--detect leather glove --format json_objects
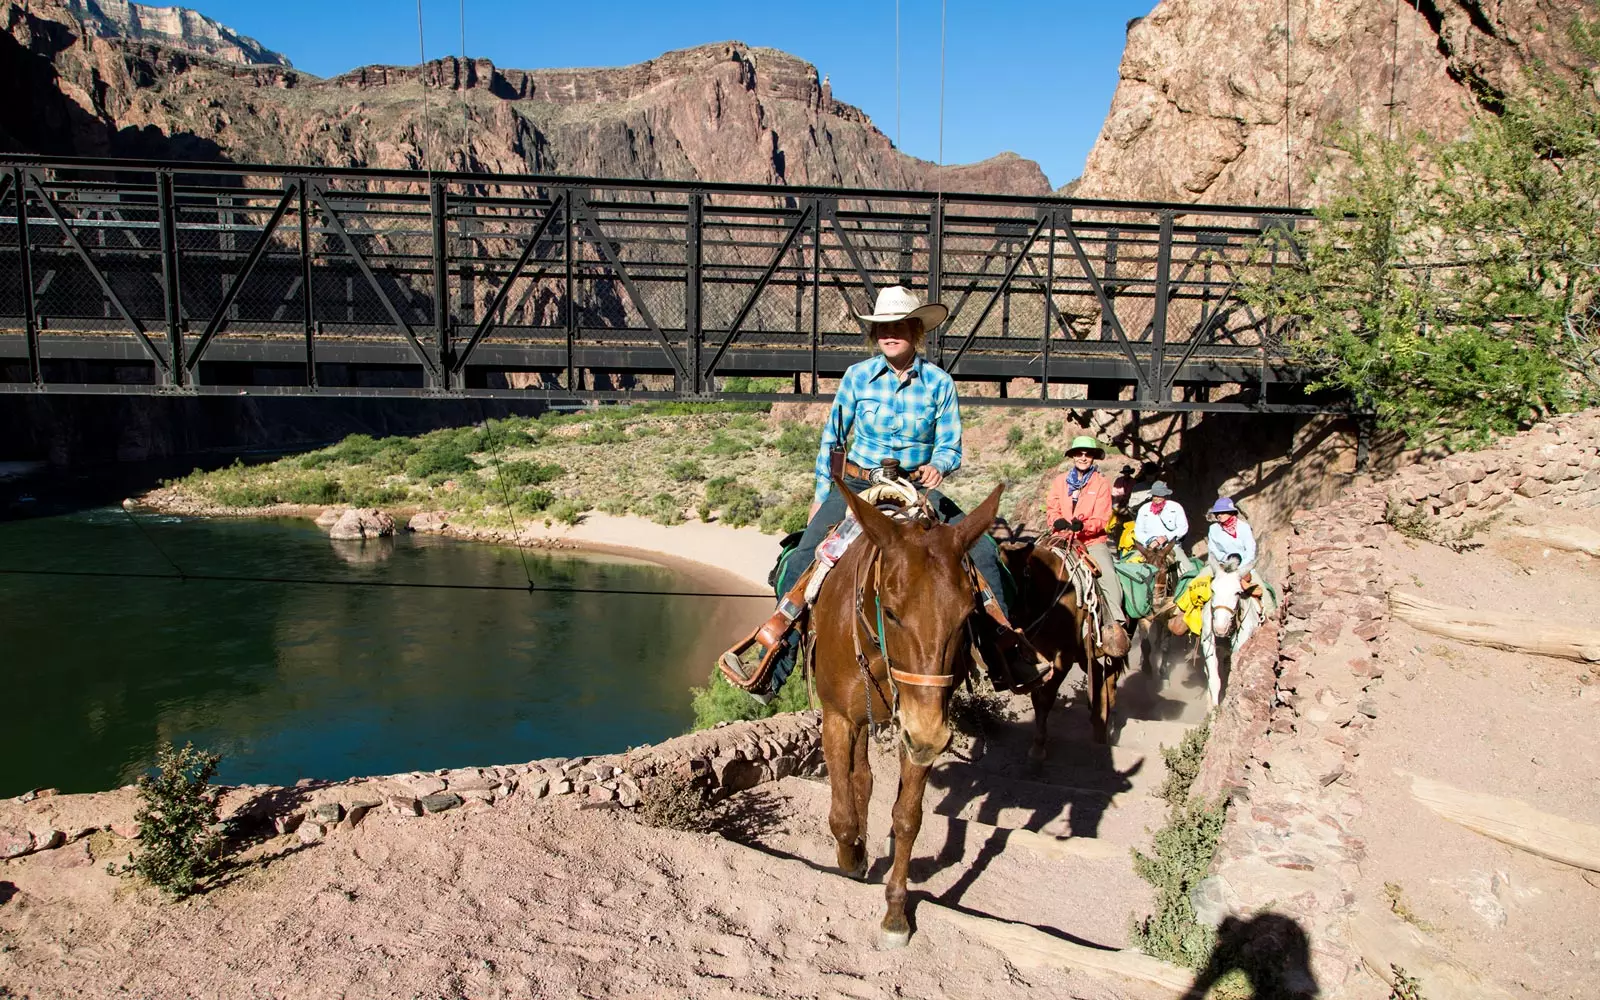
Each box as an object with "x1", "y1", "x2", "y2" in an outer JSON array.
[
  {"x1": 1067, "y1": 518, "x2": 1085, "y2": 533},
  {"x1": 1052, "y1": 518, "x2": 1070, "y2": 533}
]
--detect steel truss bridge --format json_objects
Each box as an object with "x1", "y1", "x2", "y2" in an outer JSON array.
[{"x1": 0, "y1": 156, "x2": 1341, "y2": 413}]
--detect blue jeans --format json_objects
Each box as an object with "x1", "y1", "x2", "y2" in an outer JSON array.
[{"x1": 766, "y1": 476, "x2": 1010, "y2": 693}]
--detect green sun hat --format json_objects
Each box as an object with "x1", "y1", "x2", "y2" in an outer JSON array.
[{"x1": 1064, "y1": 435, "x2": 1105, "y2": 459}]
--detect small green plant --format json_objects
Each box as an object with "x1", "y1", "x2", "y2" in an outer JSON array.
[
  {"x1": 281, "y1": 474, "x2": 344, "y2": 505},
  {"x1": 110, "y1": 742, "x2": 226, "y2": 900},
  {"x1": 1158, "y1": 716, "x2": 1211, "y2": 807},
  {"x1": 1384, "y1": 882, "x2": 1437, "y2": 932},
  {"x1": 667, "y1": 459, "x2": 706, "y2": 482},
  {"x1": 636, "y1": 768, "x2": 711, "y2": 832},
  {"x1": 727, "y1": 412, "x2": 764, "y2": 431},
  {"x1": 596, "y1": 495, "x2": 632, "y2": 516},
  {"x1": 1384, "y1": 497, "x2": 1433, "y2": 542},
  {"x1": 1389, "y1": 965, "x2": 1426, "y2": 1000},
  {"x1": 1016, "y1": 436, "x2": 1059, "y2": 474},
  {"x1": 648, "y1": 492, "x2": 685, "y2": 526},
  {"x1": 1006, "y1": 426, "x2": 1024, "y2": 449},
  {"x1": 698, "y1": 502, "x2": 713, "y2": 522}
]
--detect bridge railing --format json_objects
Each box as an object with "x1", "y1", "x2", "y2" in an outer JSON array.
[{"x1": 0, "y1": 155, "x2": 1333, "y2": 411}]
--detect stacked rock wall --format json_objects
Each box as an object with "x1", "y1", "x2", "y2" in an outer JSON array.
[{"x1": 1192, "y1": 409, "x2": 1600, "y2": 996}]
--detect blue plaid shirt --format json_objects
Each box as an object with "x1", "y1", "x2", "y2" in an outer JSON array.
[{"x1": 813, "y1": 354, "x2": 963, "y2": 503}]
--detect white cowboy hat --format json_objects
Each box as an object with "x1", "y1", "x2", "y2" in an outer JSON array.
[{"x1": 855, "y1": 285, "x2": 949, "y2": 330}]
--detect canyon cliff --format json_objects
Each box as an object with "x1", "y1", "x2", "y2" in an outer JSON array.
[
  {"x1": 60, "y1": 0, "x2": 289, "y2": 67},
  {"x1": 1076, "y1": 0, "x2": 1596, "y2": 206},
  {"x1": 0, "y1": 0, "x2": 1048, "y2": 193}
]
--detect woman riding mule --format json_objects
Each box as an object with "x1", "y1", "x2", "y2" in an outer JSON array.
[
  {"x1": 1045, "y1": 436, "x2": 1130, "y2": 656},
  {"x1": 721, "y1": 286, "x2": 1042, "y2": 698}
]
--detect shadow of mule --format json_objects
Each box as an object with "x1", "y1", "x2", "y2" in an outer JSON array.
[{"x1": 1182, "y1": 913, "x2": 1321, "y2": 999}]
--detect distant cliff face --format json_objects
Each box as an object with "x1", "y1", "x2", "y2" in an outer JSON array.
[
  {"x1": 0, "y1": 1, "x2": 1049, "y2": 194},
  {"x1": 61, "y1": 0, "x2": 288, "y2": 66},
  {"x1": 1077, "y1": 0, "x2": 1595, "y2": 206}
]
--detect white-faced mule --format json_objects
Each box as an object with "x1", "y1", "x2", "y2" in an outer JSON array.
[{"x1": 810, "y1": 476, "x2": 1003, "y2": 948}]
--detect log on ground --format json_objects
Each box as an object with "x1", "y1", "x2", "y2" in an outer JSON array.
[
  {"x1": 1388, "y1": 590, "x2": 1600, "y2": 662},
  {"x1": 1406, "y1": 772, "x2": 1600, "y2": 873}
]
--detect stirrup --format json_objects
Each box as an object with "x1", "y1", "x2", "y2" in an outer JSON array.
[{"x1": 719, "y1": 606, "x2": 800, "y2": 692}]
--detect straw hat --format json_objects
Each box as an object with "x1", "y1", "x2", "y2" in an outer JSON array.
[{"x1": 856, "y1": 286, "x2": 949, "y2": 331}]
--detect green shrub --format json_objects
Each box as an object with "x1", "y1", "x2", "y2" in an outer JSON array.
[
  {"x1": 548, "y1": 498, "x2": 587, "y2": 525},
  {"x1": 1006, "y1": 426, "x2": 1024, "y2": 449},
  {"x1": 1017, "y1": 436, "x2": 1059, "y2": 474},
  {"x1": 648, "y1": 492, "x2": 685, "y2": 526},
  {"x1": 1128, "y1": 798, "x2": 1229, "y2": 967},
  {"x1": 110, "y1": 742, "x2": 225, "y2": 900},
  {"x1": 475, "y1": 419, "x2": 534, "y2": 452},
  {"x1": 597, "y1": 495, "x2": 633, "y2": 516},
  {"x1": 758, "y1": 501, "x2": 809, "y2": 536},
  {"x1": 719, "y1": 376, "x2": 788, "y2": 394},
  {"x1": 280, "y1": 475, "x2": 344, "y2": 505},
  {"x1": 577, "y1": 424, "x2": 627, "y2": 445},
  {"x1": 668, "y1": 459, "x2": 706, "y2": 482},
  {"x1": 689, "y1": 663, "x2": 809, "y2": 731},
  {"x1": 345, "y1": 483, "x2": 410, "y2": 507},
  {"x1": 1158, "y1": 716, "x2": 1211, "y2": 807},
  {"x1": 405, "y1": 442, "x2": 476, "y2": 480},
  {"x1": 773, "y1": 422, "x2": 820, "y2": 456},
  {"x1": 513, "y1": 489, "x2": 556, "y2": 514},
  {"x1": 727, "y1": 412, "x2": 764, "y2": 431},
  {"x1": 496, "y1": 460, "x2": 564, "y2": 487},
  {"x1": 209, "y1": 480, "x2": 280, "y2": 507},
  {"x1": 705, "y1": 433, "x2": 753, "y2": 458}
]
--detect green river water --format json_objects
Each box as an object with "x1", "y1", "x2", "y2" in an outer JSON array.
[{"x1": 0, "y1": 504, "x2": 763, "y2": 796}]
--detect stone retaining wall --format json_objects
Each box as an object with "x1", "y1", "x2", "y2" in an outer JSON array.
[
  {"x1": 1193, "y1": 409, "x2": 1600, "y2": 996},
  {"x1": 3, "y1": 712, "x2": 824, "y2": 861}
]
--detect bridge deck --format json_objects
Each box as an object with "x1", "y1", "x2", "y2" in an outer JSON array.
[{"x1": 0, "y1": 156, "x2": 1339, "y2": 412}]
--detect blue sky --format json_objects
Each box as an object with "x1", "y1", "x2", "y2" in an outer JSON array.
[{"x1": 185, "y1": 1, "x2": 1154, "y2": 187}]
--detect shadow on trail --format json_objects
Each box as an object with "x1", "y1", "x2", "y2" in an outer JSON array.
[{"x1": 1182, "y1": 913, "x2": 1321, "y2": 1000}]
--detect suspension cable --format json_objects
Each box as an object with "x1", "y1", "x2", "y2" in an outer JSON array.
[
  {"x1": 1283, "y1": 0, "x2": 1292, "y2": 206},
  {"x1": 895, "y1": 0, "x2": 901, "y2": 149},
  {"x1": 938, "y1": 0, "x2": 947, "y2": 172},
  {"x1": 476, "y1": 399, "x2": 537, "y2": 588},
  {"x1": 417, "y1": 0, "x2": 434, "y2": 176},
  {"x1": 0, "y1": 565, "x2": 772, "y2": 599}
]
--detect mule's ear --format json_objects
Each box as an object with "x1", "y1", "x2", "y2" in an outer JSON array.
[
  {"x1": 837, "y1": 475, "x2": 899, "y2": 551},
  {"x1": 952, "y1": 484, "x2": 1005, "y2": 553}
]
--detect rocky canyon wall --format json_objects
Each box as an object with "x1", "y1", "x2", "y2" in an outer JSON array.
[{"x1": 1076, "y1": 0, "x2": 1595, "y2": 206}]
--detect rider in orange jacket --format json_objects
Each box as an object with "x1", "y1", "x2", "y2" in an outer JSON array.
[{"x1": 1045, "y1": 435, "x2": 1129, "y2": 655}]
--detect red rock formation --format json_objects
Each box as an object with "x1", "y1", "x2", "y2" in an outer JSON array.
[
  {"x1": 0, "y1": 1, "x2": 1049, "y2": 195},
  {"x1": 1077, "y1": 0, "x2": 1594, "y2": 206}
]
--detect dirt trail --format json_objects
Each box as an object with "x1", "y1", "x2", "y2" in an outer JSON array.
[{"x1": 0, "y1": 648, "x2": 1213, "y2": 999}]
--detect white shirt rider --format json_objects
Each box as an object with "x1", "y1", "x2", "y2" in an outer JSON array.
[{"x1": 1133, "y1": 482, "x2": 1188, "y2": 547}]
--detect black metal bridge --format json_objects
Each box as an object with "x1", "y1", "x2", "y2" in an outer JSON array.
[{"x1": 0, "y1": 155, "x2": 1337, "y2": 413}]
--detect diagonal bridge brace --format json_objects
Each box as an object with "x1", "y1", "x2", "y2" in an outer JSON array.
[
  {"x1": 944, "y1": 214, "x2": 1049, "y2": 376},
  {"x1": 1060, "y1": 215, "x2": 1151, "y2": 396},
  {"x1": 819, "y1": 202, "x2": 882, "y2": 316},
  {"x1": 574, "y1": 196, "x2": 690, "y2": 386},
  {"x1": 184, "y1": 185, "x2": 295, "y2": 372},
  {"x1": 701, "y1": 201, "x2": 814, "y2": 380},
  {"x1": 23, "y1": 172, "x2": 170, "y2": 374},
  {"x1": 310, "y1": 184, "x2": 438, "y2": 378},
  {"x1": 453, "y1": 194, "x2": 566, "y2": 375}
]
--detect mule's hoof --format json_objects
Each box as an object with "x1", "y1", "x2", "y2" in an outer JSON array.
[
  {"x1": 879, "y1": 924, "x2": 912, "y2": 949},
  {"x1": 842, "y1": 859, "x2": 869, "y2": 881},
  {"x1": 1027, "y1": 742, "x2": 1047, "y2": 763}
]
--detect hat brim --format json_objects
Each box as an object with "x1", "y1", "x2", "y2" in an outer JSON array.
[
  {"x1": 856, "y1": 302, "x2": 949, "y2": 331},
  {"x1": 1065, "y1": 447, "x2": 1106, "y2": 459},
  {"x1": 1150, "y1": 487, "x2": 1173, "y2": 497}
]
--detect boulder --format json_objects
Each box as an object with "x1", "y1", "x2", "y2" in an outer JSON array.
[
  {"x1": 409, "y1": 510, "x2": 450, "y2": 533},
  {"x1": 0, "y1": 827, "x2": 34, "y2": 859},
  {"x1": 328, "y1": 508, "x2": 395, "y2": 540},
  {"x1": 314, "y1": 507, "x2": 346, "y2": 529}
]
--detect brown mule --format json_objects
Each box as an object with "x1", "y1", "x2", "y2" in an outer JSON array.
[
  {"x1": 1001, "y1": 539, "x2": 1130, "y2": 751},
  {"x1": 811, "y1": 477, "x2": 1004, "y2": 948}
]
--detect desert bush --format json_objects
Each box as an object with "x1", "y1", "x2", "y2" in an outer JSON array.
[
  {"x1": 496, "y1": 460, "x2": 564, "y2": 488},
  {"x1": 280, "y1": 475, "x2": 344, "y2": 505},
  {"x1": 1006, "y1": 426, "x2": 1024, "y2": 449},
  {"x1": 758, "y1": 501, "x2": 809, "y2": 536},
  {"x1": 548, "y1": 498, "x2": 587, "y2": 525},
  {"x1": 647, "y1": 492, "x2": 685, "y2": 526},
  {"x1": 773, "y1": 422, "x2": 820, "y2": 456},
  {"x1": 577, "y1": 424, "x2": 627, "y2": 445},
  {"x1": 705, "y1": 432, "x2": 753, "y2": 458},
  {"x1": 1389, "y1": 966, "x2": 1426, "y2": 1000},
  {"x1": 512, "y1": 489, "x2": 556, "y2": 515},
  {"x1": 1157, "y1": 716, "x2": 1211, "y2": 806},
  {"x1": 209, "y1": 480, "x2": 280, "y2": 507},
  {"x1": 1128, "y1": 797, "x2": 1229, "y2": 967},
  {"x1": 111, "y1": 742, "x2": 226, "y2": 900},
  {"x1": 345, "y1": 483, "x2": 410, "y2": 507},
  {"x1": 636, "y1": 768, "x2": 711, "y2": 832},
  {"x1": 689, "y1": 665, "x2": 809, "y2": 731},
  {"x1": 405, "y1": 441, "x2": 476, "y2": 480},
  {"x1": 668, "y1": 459, "x2": 706, "y2": 482},
  {"x1": 1016, "y1": 436, "x2": 1059, "y2": 474}
]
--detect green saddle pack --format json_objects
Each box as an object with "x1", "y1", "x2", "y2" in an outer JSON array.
[{"x1": 1114, "y1": 552, "x2": 1202, "y2": 620}]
